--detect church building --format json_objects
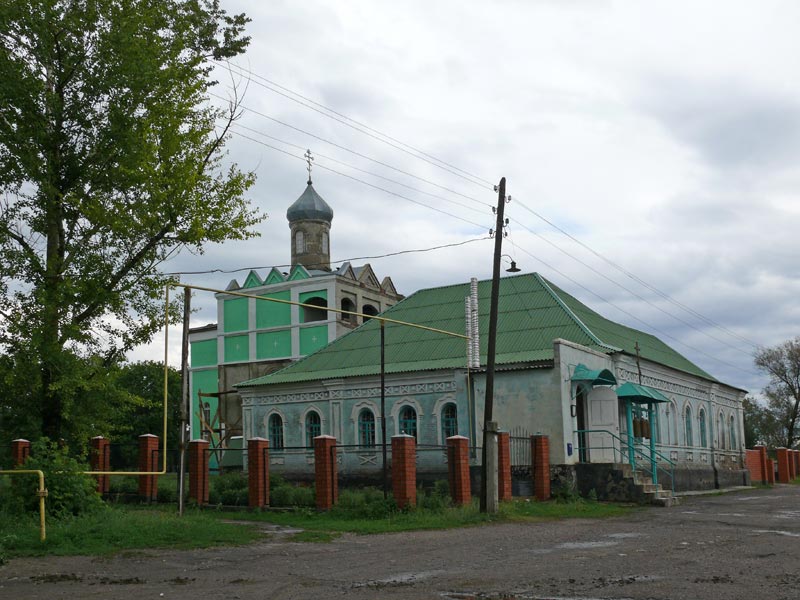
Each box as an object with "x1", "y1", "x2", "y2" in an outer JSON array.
[
  {"x1": 236, "y1": 272, "x2": 748, "y2": 497},
  {"x1": 187, "y1": 175, "x2": 403, "y2": 447}
]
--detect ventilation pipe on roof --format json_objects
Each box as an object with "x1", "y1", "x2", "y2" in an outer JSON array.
[
  {"x1": 470, "y1": 277, "x2": 480, "y2": 369},
  {"x1": 465, "y1": 297, "x2": 474, "y2": 368}
]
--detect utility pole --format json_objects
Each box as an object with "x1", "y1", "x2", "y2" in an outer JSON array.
[
  {"x1": 480, "y1": 177, "x2": 507, "y2": 513},
  {"x1": 178, "y1": 287, "x2": 191, "y2": 516}
]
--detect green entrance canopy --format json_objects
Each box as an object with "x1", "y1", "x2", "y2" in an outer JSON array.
[
  {"x1": 616, "y1": 381, "x2": 669, "y2": 404},
  {"x1": 571, "y1": 363, "x2": 617, "y2": 386}
]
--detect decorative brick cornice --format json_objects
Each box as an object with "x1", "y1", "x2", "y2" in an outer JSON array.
[{"x1": 243, "y1": 380, "x2": 456, "y2": 407}]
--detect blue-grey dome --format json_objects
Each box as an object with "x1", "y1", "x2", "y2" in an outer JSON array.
[{"x1": 286, "y1": 183, "x2": 334, "y2": 223}]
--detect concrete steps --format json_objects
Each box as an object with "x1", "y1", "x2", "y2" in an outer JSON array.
[{"x1": 614, "y1": 463, "x2": 680, "y2": 507}]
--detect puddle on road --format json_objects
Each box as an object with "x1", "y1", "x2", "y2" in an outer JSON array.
[
  {"x1": 354, "y1": 570, "x2": 444, "y2": 588},
  {"x1": 605, "y1": 533, "x2": 643, "y2": 539},
  {"x1": 556, "y1": 541, "x2": 619, "y2": 550},
  {"x1": 775, "y1": 510, "x2": 800, "y2": 519},
  {"x1": 752, "y1": 529, "x2": 800, "y2": 538},
  {"x1": 441, "y1": 592, "x2": 637, "y2": 600}
]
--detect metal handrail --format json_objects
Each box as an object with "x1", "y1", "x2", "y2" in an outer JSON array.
[{"x1": 574, "y1": 429, "x2": 675, "y2": 494}]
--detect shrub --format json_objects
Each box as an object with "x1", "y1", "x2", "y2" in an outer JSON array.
[
  {"x1": 417, "y1": 482, "x2": 450, "y2": 511},
  {"x1": 331, "y1": 487, "x2": 397, "y2": 518},
  {"x1": 208, "y1": 471, "x2": 248, "y2": 506},
  {"x1": 270, "y1": 483, "x2": 314, "y2": 508},
  {"x1": 1, "y1": 438, "x2": 105, "y2": 518}
]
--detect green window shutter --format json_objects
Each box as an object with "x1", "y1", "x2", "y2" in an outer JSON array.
[
  {"x1": 256, "y1": 330, "x2": 292, "y2": 359},
  {"x1": 299, "y1": 325, "x2": 328, "y2": 355},
  {"x1": 224, "y1": 334, "x2": 249, "y2": 362},
  {"x1": 223, "y1": 297, "x2": 249, "y2": 332},
  {"x1": 190, "y1": 339, "x2": 217, "y2": 368},
  {"x1": 256, "y1": 290, "x2": 291, "y2": 328}
]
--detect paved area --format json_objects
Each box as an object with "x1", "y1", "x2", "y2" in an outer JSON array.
[{"x1": 2, "y1": 484, "x2": 800, "y2": 599}]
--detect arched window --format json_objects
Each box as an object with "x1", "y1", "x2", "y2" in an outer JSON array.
[
  {"x1": 729, "y1": 415, "x2": 737, "y2": 450},
  {"x1": 399, "y1": 406, "x2": 417, "y2": 439},
  {"x1": 699, "y1": 409, "x2": 707, "y2": 448},
  {"x1": 684, "y1": 405, "x2": 693, "y2": 447},
  {"x1": 322, "y1": 231, "x2": 329, "y2": 253},
  {"x1": 340, "y1": 297, "x2": 356, "y2": 324},
  {"x1": 305, "y1": 411, "x2": 321, "y2": 447},
  {"x1": 358, "y1": 409, "x2": 375, "y2": 447},
  {"x1": 362, "y1": 304, "x2": 378, "y2": 322},
  {"x1": 663, "y1": 401, "x2": 678, "y2": 445},
  {"x1": 441, "y1": 403, "x2": 458, "y2": 440},
  {"x1": 269, "y1": 414, "x2": 284, "y2": 450},
  {"x1": 718, "y1": 411, "x2": 726, "y2": 449},
  {"x1": 301, "y1": 296, "x2": 328, "y2": 322},
  {"x1": 201, "y1": 402, "x2": 212, "y2": 441},
  {"x1": 295, "y1": 230, "x2": 305, "y2": 254}
]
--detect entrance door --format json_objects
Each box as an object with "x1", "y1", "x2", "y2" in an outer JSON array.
[
  {"x1": 576, "y1": 387, "x2": 588, "y2": 462},
  {"x1": 587, "y1": 387, "x2": 619, "y2": 462}
]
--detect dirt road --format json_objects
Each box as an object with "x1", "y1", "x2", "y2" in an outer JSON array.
[{"x1": 3, "y1": 485, "x2": 800, "y2": 600}]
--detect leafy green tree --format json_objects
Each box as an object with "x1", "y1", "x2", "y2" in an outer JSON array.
[
  {"x1": 0, "y1": 0, "x2": 263, "y2": 441},
  {"x1": 108, "y1": 360, "x2": 182, "y2": 468},
  {"x1": 742, "y1": 396, "x2": 783, "y2": 449},
  {"x1": 754, "y1": 337, "x2": 800, "y2": 449}
]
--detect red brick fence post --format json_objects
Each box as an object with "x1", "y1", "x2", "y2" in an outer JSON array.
[
  {"x1": 11, "y1": 439, "x2": 30, "y2": 467},
  {"x1": 758, "y1": 445, "x2": 768, "y2": 484},
  {"x1": 90, "y1": 436, "x2": 111, "y2": 494},
  {"x1": 777, "y1": 448, "x2": 791, "y2": 483},
  {"x1": 498, "y1": 431, "x2": 512, "y2": 501},
  {"x1": 392, "y1": 435, "x2": 416, "y2": 509},
  {"x1": 314, "y1": 435, "x2": 338, "y2": 511},
  {"x1": 248, "y1": 438, "x2": 270, "y2": 509},
  {"x1": 532, "y1": 434, "x2": 551, "y2": 501},
  {"x1": 138, "y1": 434, "x2": 159, "y2": 502},
  {"x1": 189, "y1": 439, "x2": 209, "y2": 505},
  {"x1": 446, "y1": 435, "x2": 471, "y2": 506},
  {"x1": 767, "y1": 458, "x2": 776, "y2": 484}
]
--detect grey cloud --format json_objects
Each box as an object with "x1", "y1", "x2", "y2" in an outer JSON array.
[{"x1": 639, "y1": 76, "x2": 800, "y2": 169}]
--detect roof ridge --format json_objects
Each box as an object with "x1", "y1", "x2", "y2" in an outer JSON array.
[{"x1": 534, "y1": 273, "x2": 621, "y2": 352}]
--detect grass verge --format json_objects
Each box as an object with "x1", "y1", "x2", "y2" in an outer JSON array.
[
  {"x1": 0, "y1": 506, "x2": 262, "y2": 561},
  {"x1": 209, "y1": 497, "x2": 632, "y2": 536},
  {"x1": 0, "y1": 497, "x2": 632, "y2": 560}
]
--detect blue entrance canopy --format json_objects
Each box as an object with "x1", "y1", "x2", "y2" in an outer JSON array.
[
  {"x1": 570, "y1": 363, "x2": 617, "y2": 386},
  {"x1": 616, "y1": 381, "x2": 669, "y2": 404}
]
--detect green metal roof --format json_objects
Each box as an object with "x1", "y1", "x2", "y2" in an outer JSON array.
[{"x1": 238, "y1": 272, "x2": 716, "y2": 388}]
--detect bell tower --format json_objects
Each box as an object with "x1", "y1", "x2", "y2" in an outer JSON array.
[{"x1": 286, "y1": 151, "x2": 334, "y2": 271}]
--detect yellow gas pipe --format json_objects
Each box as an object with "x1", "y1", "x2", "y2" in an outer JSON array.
[{"x1": 0, "y1": 469, "x2": 47, "y2": 542}]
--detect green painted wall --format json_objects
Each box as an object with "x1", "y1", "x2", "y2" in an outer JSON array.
[
  {"x1": 299, "y1": 325, "x2": 328, "y2": 355},
  {"x1": 224, "y1": 334, "x2": 249, "y2": 362},
  {"x1": 256, "y1": 330, "x2": 292, "y2": 359},
  {"x1": 223, "y1": 298, "x2": 249, "y2": 332},
  {"x1": 256, "y1": 290, "x2": 291, "y2": 328},
  {"x1": 191, "y1": 339, "x2": 217, "y2": 368},
  {"x1": 299, "y1": 289, "x2": 327, "y2": 303},
  {"x1": 191, "y1": 368, "x2": 218, "y2": 438}
]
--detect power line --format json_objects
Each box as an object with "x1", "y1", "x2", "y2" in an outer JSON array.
[
  {"x1": 227, "y1": 120, "x2": 489, "y2": 215},
  {"x1": 209, "y1": 71, "x2": 758, "y2": 364},
  {"x1": 510, "y1": 245, "x2": 754, "y2": 375},
  {"x1": 214, "y1": 60, "x2": 495, "y2": 188},
  {"x1": 227, "y1": 127, "x2": 488, "y2": 229},
  {"x1": 507, "y1": 214, "x2": 755, "y2": 358},
  {"x1": 166, "y1": 236, "x2": 491, "y2": 276},
  {"x1": 514, "y1": 199, "x2": 761, "y2": 349},
  {"x1": 211, "y1": 91, "x2": 488, "y2": 208}
]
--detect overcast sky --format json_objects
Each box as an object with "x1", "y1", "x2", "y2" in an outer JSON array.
[{"x1": 135, "y1": 1, "x2": 800, "y2": 395}]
